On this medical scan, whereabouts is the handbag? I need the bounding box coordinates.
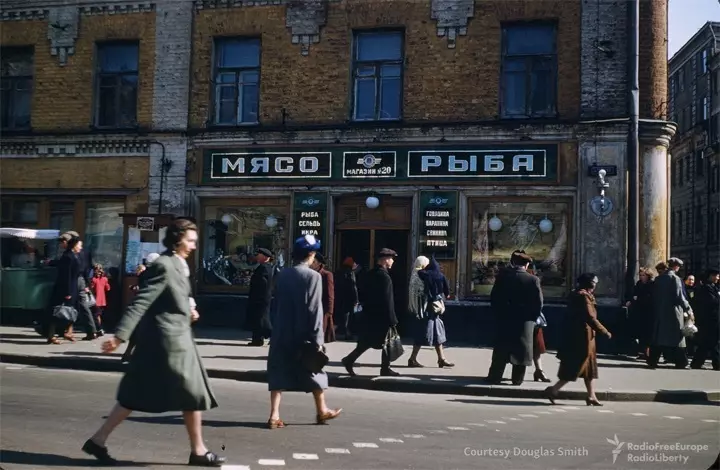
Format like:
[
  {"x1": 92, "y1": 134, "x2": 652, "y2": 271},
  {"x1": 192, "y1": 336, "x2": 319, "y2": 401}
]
[
  {"x1": 681, "y1": 318, "x2": 698, "y2": 337},
  {"x1": 536, "y1": 312, "x2": 548, "y2": 328},
  {"x1": 53, "y1": 304, "x2": 78, "y2": 323},
  {"x1": 298, "y1": 342, "x2": 329, "y2": 374},
  {"x1": 430, "y1": 295, "x2": 446, "y2": 315},
  {"x1": 84, "y1": 292, "x2": 97, "y2": 309},
  {"x1": 383, "y1": 327, "x2": 405, "y2": 363}
]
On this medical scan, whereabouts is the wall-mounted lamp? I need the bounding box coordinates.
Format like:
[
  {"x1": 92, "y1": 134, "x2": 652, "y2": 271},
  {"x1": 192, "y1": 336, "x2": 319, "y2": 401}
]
[
  {"x1": 539, "y1": 216, "x2": 553, "y2": 233},
  {"x1": 589, "y1": 168, "x2": 614, "y2": 217},
  {"x1": 488, "y1": 215, "x2": 503, "y2": 232},
  {"x1": 221, "y1": 214, "x2": 233, "y2": 225},
  {"x1": 265, "y1": 215, "x2": 278, "y2": 228},
  {"x1": 366, "y1": 195, "x2": 380, "y2": 209}
]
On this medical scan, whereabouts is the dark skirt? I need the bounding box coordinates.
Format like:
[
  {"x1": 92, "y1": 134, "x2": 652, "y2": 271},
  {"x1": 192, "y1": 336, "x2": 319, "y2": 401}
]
[
  {"x1": 558, "y1": 340, "x2": 599, "y2": 381},
  {"x1": 411, "y1": 314, "x2": 447, "y2": 347},
  {"x1": 533, "y1": 327, "x2": 546, "y2": 360}
]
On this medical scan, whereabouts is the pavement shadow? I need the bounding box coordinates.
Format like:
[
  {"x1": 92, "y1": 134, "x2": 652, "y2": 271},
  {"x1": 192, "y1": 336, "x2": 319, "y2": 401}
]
[
  {"x1": 55, "y1": 351, "x2": 122, "y2": 357},
  {"x1": 598, "y1": 362, "x2": 652, "y2": 370},
  {"x1": 205, "y1": 355, "x2": 268, "y2": 360},
  {"x1": 449, "y1": 398, "x2": 548, "y2": 407},
  {"x1": 195, "y1": 341, "x2": 253, "y2": 347},
  {"x1": 123, "y1": 415, "x2": 316, "y2": 428},
  {"x1": 0, "y1": 333, "x2": 39, "y2": 340},
  {"x1": 0, "y1": 339, "x2": 44, "y2": 345},
  {"x1": 0, "y1": 449, "x2": 156, "y2": 467},
  {"x1": 654, "y1": 391, "x2": 720, "y2": 406}
]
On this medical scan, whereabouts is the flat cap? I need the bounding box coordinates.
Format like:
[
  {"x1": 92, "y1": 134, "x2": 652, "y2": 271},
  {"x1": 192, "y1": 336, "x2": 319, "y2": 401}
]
[
  {"x1": 256, "y1": 248, "x2": 273, "y2": 258},
  {"x1": 378, "y1": 248, "x2": 398, "y2": 258},
  {"x1": 59, "y1": 231, "x2": 80, "y2": 241}
]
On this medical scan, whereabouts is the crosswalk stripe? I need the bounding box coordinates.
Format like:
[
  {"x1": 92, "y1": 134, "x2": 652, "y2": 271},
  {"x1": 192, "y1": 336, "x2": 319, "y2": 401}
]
[
  {"x1": 292, "y1": 454, "x2": 318, "y2": 460},
  {"x1": 664, "y1": 416, "x2": 683, "y2": 420},
  {"x1": 353, "y1": 443, "x2": 379, "y2": 448},
  {"x1": 429, "y1": 430, "x2": 448, "y2": 434},
  {"x1": 551, "y1": 409, "x2": 568, "y2": 413},
  {"x1": 486, "y1": 420, "x2": 506, "y2": 424},
  {"x1": 447, "y1": 426, "x2": 470, "y2": 430},
  {"x1": 518, "y1": 414, "x2": 538, "y2": 418},
  {"x1": 466, "y1": 423, "x2": 486, "y2": 427},
  {"x1": 325, "y1": 448, "x2": 350, "y2": 454},
  {"x1": 537, "y1": 411, "x2": 553, "y2": 415},
  {"x1": 402, "y1": 434, "x2": 426, "y2": 438},
  {"x1": 258, "y1": 459, "x2": 286, "y2": 466},
  {"x1": 221, "y1": 466, "x2": 251, "y2": 470},
  {"x1": 561, "y1": 406, "x2": 580, "y2": 410},
  {"x1": 379, "y1": 438, "x2": 404, "y2": 443},
  {"x1": 631, "y1": 413, "x2": 648, "y2": 416},
  {"x1": 702, "y1": 419, "x2": 719, "y2": 423},
  {"x1": 596, "y1": 410, "x2": 614, "y2": 413}
]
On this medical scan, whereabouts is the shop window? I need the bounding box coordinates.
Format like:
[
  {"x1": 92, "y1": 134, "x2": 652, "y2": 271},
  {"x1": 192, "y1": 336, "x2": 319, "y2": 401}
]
[
  {"x1": 213, "y1": 37, "x2": 260, "y2": 125},
  {"x1": 351, "y1": 30, "x2": 403, "y2": 122},
  {"x1": 1, "y1": 46, "x2": 33, "y2": 130},
  {"x1": 85, "y1": 202, "x2": 124, "y2": 277},
  {"x1": 49, "y1": 201, "x2": 75, "y2": 233},
  {"x1": 469, "y1": 200, "x2": 569, "y2": 298},
  {"x1": 3, "y1": 200, "x2": 39, "y2": 226},
  {"x1": 501, "y1": 23, "x2": 557, "y2": 119},
  {"x1": 95, "y1": 42, "x2": 139, "y2": 128},
  {"x1": 201, "y1": 203, "x2": 288, "y2": 291}
]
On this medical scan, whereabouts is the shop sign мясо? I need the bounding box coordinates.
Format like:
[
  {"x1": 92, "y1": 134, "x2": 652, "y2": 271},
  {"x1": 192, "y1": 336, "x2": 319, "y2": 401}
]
[{"x1": 210, "y1": 152, "x2": 332, "y2": 179}]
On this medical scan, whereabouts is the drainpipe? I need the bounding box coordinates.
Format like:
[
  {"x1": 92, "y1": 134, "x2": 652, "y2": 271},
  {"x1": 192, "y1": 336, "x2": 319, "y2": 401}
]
[
  {"x1": 625, "y1": 0, "x2": 640, "y2": 297},
  {"x1": 148, "y1": 141, "x2": 167, "y2": 214}
]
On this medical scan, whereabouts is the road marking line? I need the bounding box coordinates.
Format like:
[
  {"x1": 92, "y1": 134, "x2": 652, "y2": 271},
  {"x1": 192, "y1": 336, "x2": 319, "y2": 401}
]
[
  {"x1": 518, "y1": 414, "x2": 538, "y2": 418},
  {"x1": 561, "y1": 406, "x2": 580, "y2": 410},
  {"x1": 630, "y1": 413, "x2": 648, "y2": 416},
  {"x1": 379, "y1": 438, "x2": 404, "y2": 443},
  {"x1": 664, "y1": 416, "x2": 683, "y2": 420},
  {"x1": 447, "y1": 426, "x2": 470, "y2": 430},
  {"x1": 486, "y1": 420, "x2": 506, "y2": 424},
  {"x1": 702, "y1": 419, "x2": 719, "y2": 423},
  {"x1": 402, "y1": 434, "x2": 425, "y2": 439},
  {"x1": 596, "y1": 410, "x2": 614, "y2": 413},
  {"x1": 5, "y1": 366, "x2": 23, "y2": 370},
  {"x1": 537, "y1": 411, "x2": 553, "y2": 415},
  {"x1": 429, "y1": 430, "x2": 448, "y2": 434},
  {"x1": 507, "y1": 418, "x2": 521, "y2": 421},
  {"x1": 466, "y1": 423, "x2": 486, "y2": 427},
  {"x1": 292, "y1": 454, "x2": 318, "y2": 460},
  {"x1": 221, "y1": 466, "x2": 251, "y2": 470},
  {"x1": 353, "y1": 443, "x2": 379, "y2": 448},
  {"x1": 258, "y1": 459, "x2": 286, "y2": 466},
  {"x1": 325, "y1": 448, "x2": 350, "y2": 454},
  {"x1": 551, "y1": 409, "x2": 568, "y2": 413}
]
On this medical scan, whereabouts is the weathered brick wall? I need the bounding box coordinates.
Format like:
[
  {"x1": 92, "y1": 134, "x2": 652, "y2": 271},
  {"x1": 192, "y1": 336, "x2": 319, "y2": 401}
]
[
  {"x1": 639, "y1": 0, "x2": 668, "y2": 120},
  {"x1": 189, "y1": 0, "x2": 581, "y2": 128},
  {"x1": 0, "y1": 12, "x2": 156, "y2": 131}
]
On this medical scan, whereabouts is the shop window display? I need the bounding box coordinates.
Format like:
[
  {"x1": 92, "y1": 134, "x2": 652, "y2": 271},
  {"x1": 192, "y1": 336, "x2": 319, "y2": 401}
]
[
  {"x1": 202, "y1": 205, "x2": 287, "y2": 290},
  {"x1": 470, "y1": 201, "x2": 569, "y2": 298}
]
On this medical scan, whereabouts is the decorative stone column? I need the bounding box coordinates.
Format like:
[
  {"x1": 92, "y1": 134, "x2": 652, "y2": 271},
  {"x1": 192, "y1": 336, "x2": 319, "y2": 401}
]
[{"x1": 638, "y1": 120, "x2": 677, "y2": 268}]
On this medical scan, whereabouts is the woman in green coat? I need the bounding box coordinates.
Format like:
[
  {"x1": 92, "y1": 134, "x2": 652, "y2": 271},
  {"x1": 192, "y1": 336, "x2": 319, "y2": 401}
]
[{"x1": 82, "y1": 218, "x2": 225, "y2": 467}]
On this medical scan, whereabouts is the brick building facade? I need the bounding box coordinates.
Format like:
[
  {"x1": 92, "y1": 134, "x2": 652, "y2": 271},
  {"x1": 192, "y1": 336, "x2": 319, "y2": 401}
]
[
  {"x1": 668, "y1": 22, "x2": 720, "y2": 277},
  {"x1": 1, "y1": 0, "x2": 677, "y2": 338}
]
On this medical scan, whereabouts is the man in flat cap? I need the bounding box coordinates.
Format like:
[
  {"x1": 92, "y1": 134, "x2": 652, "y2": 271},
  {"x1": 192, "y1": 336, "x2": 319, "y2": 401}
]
[
  {"x1": 487, "y1": 250, "x2": 543, "y2": 385},
  {"x1": 342, "y1": 248, "x2": 401, "y2": 377},
  {"x1": 245, "y1": 248, "x2": 275, "y2": 346},
  {"x1": 649, "y1": 257, "x2": 692, "y2": 369}
]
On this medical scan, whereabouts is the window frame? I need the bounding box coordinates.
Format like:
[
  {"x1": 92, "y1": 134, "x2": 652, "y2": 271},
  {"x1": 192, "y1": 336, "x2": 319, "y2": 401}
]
[
  {"x1": 499, "y1": 22, "x2": 558, "y2": 120},
  {"x1": 211, "y1": 37, "x2": 261, "y2": 126},
  {"x1": 93, "y1": 41, "x2": 140, "y2": 129},
  {"x1": 0, "y1": 46, "x2": 34, "y2": 131},
  {"x1": 350, "y1": 29, "x2": 405, "y2": 122}
]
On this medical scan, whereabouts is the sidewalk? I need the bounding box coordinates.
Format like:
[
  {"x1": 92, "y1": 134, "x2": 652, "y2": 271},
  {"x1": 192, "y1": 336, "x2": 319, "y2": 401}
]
[{"x1": 1, "y1": 326, "x2": 718, "y2": 403}]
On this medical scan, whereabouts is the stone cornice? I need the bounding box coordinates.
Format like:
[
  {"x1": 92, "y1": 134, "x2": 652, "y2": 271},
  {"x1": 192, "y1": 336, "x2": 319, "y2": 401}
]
[
  {"x1": 1, "y1": 1, "x2": 155, "y2": 21},
  {"x1": 639, "y1": 119, "x2": 678, "y2": 148},
  {"x1": 194, "y1": 0, "x2": 284, "y2": 9},
  {"x1": 0, "y1": 138, "x2": 151, "y2": 158}
]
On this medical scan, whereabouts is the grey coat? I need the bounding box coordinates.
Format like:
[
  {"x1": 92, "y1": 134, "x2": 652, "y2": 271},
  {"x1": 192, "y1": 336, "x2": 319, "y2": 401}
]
[
  {"x1": 652, "y1": 270, "x2": 692, "y2": 348},
  {"x1": 267, "y1": 262, "x2": 328, "y2": 392},
  {"x1": 114, "y1": 252, "x2": 217, "y2": 413}
]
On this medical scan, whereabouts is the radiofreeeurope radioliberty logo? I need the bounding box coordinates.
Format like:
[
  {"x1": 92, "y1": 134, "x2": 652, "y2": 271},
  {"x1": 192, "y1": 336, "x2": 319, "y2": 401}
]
[{"x1": 606, "y1": 435, "x2": 708, "y2": 465}]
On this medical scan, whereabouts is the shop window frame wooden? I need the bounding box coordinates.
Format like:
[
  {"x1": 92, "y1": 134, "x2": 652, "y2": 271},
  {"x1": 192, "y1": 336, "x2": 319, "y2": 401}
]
[
  {"x1": 198, "y1": 197, "x2": 291, "y2": 294},
  {"x1": 465, "y1": 196, "x2": 573, "y2": 301}
]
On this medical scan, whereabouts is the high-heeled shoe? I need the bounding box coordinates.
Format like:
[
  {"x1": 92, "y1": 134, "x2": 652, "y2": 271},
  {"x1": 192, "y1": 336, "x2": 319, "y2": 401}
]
[
  {"x1": 438, "y1": 359, "x2": 455, "y2": 368},
  {"x1": 586, "y1": 397, "x2": 603, "y2": 407},
  {"x1": 533, "y1": 370, "x2": 551, "y2": 382},
  {"x1": 544, "y1": 386, "x2": 558, "y2": 405},
  {"x1": 407, "y1": 359, "x2": 424, "y2": 368}
]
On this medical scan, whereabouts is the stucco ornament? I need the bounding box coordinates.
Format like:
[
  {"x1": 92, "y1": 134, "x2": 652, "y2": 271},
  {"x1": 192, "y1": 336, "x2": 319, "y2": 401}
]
[{"x1": 47, "y1": 7, "x2": 79, "y2": 66}]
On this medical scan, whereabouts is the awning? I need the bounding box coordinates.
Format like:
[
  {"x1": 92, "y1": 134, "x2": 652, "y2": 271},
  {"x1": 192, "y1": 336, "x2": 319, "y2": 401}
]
[{"x1": 0, "y1": 228, "x2": 61, "y2": 240}]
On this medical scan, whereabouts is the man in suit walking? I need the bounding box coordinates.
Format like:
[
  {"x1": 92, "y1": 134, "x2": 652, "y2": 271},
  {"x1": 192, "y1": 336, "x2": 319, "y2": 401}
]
[
  {"x1": 246, "y1": 248, "x2": 275, "y2": 346},
  {"x1": 487, "y1": 250, "x2": 543, "y2": 385}
]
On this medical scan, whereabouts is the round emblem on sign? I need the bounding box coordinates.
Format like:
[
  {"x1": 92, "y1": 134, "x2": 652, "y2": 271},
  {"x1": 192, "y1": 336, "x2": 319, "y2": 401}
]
[{"x1": 362, "y1": 154, "x2": 379, "y2": 169}]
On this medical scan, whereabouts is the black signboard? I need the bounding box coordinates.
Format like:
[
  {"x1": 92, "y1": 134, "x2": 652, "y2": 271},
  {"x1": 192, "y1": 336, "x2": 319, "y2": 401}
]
[
  {"x1": 407, "y1": 149, "x2": 547, "y2": 178},
  {"x1": 210, "y1": 152, "x2": 332, "y2": 179},
  {"x1": 418, "y1": 191, "x2": 458, "y2": 260},
  {"x1": 292, "y1": 192, "x2": 329, "y2": 247},
  {"x1": 342, "y1": 151, "x2": 397, "y2": 178}
]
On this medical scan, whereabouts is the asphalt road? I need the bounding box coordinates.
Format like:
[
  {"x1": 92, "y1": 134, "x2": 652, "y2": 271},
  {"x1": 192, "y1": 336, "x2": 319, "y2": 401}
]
[{"x1": 1, "y1": 364, "x2": 719, "y2": 470}]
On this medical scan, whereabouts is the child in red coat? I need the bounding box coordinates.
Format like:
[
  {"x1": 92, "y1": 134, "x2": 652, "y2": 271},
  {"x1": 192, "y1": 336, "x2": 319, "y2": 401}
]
[{"x1": 90, "y1": 264, "x2": 110, "y2": 336}]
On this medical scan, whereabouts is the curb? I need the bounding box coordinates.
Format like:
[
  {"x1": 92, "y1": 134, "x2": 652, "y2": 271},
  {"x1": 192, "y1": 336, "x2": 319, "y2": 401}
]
[{"x1": 2, "y1": 353, "x2": 719, "y2": 404}]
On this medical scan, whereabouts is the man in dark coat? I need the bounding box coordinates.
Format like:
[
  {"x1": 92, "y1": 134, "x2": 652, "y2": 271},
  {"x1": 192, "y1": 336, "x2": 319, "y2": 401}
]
[
  {"x1": 245, "y1": 248, "x2": 275, "y2": 346},
  {"x1": 690, "y1": 269, "x2": 720, "y2": 370},
  {"x1": 342, "y1": 248, "x2": 400, "y2": 377},
  {"x1": 487, "y1": 251, "x2": 543, "y2": 385}
]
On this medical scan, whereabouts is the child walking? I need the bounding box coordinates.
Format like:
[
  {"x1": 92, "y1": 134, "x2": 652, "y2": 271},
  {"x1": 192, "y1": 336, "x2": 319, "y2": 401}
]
[{"x1": 90, "y1": 264, "x2": 110, "y2": 336}]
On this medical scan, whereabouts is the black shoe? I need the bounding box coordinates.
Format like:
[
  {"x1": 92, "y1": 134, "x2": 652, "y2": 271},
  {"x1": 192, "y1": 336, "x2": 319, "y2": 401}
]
[
  {"x1": 438, "y1": 359, "x2": 455, "y2": 368},
  {"x1": 188, "y1": 451, "x2": 226, "y2": 467},
  {"x1": 341, "y1": 357, "x2": 357, "y2": 376},
  {"x1": 534, "y1": 370, "x2": 551, "y2": 382},
  {"x1": 82, "y1": 439, "x2": 118, "y2": 466},
  {"x1": 407, "y1": 359, "x2": 424, "y2": 368},
  {"x1": 247, "y1": 340, "x2": 264, "y2": 346},
  {"x1": 380, "y1": 368, "x2": 400, "y2": 377}
]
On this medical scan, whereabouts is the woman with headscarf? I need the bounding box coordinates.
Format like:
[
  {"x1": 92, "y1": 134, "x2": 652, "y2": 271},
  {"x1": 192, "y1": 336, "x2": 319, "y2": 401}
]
[
  {"x1": 545, "y1": 273, "x2": 612, "y2": 406},
  {"x1": 407, "y1": 257, "x2": 454, "y2": 368}
]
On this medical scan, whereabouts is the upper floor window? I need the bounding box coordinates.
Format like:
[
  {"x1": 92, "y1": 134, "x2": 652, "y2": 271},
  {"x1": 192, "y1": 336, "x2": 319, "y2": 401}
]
[
  {"x1": 95, "y1": 42, "x2": 139, "y2": 128},
  {"x1": 1, "y1": 47, "x2": 33, "y2": 130},
  {"x1": 698, "y1": 49, "x2": 709, "y2": 75},
  {"x1": 213, "y1": 38, "x2": 260, "y2": 125},
  {"x1": 701, "y1": 96, "x2": 710, "y2": 122},
  {"x1": 501, "y1": 23, "x2": 557, "y2": 119},
  {"x1": 352, "y1": 31, "x2": 403, "y2": 122}
]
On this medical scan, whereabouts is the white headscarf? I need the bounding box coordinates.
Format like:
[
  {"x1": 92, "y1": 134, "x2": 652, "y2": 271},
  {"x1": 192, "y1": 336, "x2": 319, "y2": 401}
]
[
  {"x1": 146, "y1": 253, "x2": 161, "y2": 265},
  {"x1": 413, "y1": 255, "x2": 430, "y2": 272}
]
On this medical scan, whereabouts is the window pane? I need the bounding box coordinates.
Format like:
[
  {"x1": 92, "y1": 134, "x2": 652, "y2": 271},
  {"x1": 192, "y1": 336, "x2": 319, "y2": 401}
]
[
  {"x1": 98, "y1": 44, "x2": 139, "y2": 72},
  {"x1": 217, "y1": 83, "x2": 235, "y2": 101},
  {"x1": 505, "y1": 25, "x2": 555, "y2": 55},
  {"x1": 356, "y1": 31, "x2": 402, "y2": 61},
  {"x1": 12, "y1": 201, "x2": 39, "y2": 224},
  {"x1": 217, "y1": 39, "x2": 260, "y2": 68},
  {"x1": 379, "y1": 76, "x2": 401, "y2": 119},
  {"x1": 49, "y1": 202, "x2": 75, "y2": 233},
  {"x1": 240, "y1": 83, "x2": 258, "y2": 123},
  {"x1": 529, "y1": 60, "x2": 555, "y2": 115},
  {"x1": 97, "y1": 84, "x2": 117, "y2": 127},
  {"x1": 217, "y1": 100, "x2": 235, "y2": 123},
  {"x1": 502, "y1": 71, "x2": 526, "y2": 116},
  {"x1": 11, "y1": 86, "x2": 32, "y2": 128},
  {"x1": 201, "y1": 205, "x2": 287, "y2": 289},
  {"x1": 381, "y1": 64, "x2": 401, "y2": 78},
  {"x1": 354, "y1": 77, "x2": 376, "y2": 120},
  {"x1": 240, "y1": 70, "x2": 259, "y2": 85},
  {"x1": 470, "y1": 201, "x2": 569, "y2": 298},
  {"x1": 118, "y1": 75, "x2": 138, "y2": 126},
  {"x1": 357, "y1": 65, "x2": 376, "y2": 78},
  {"x1": 218, "y1": 72, "x2": 236, "y2": 84},
  {"x1": 1, "y1": 48, "x2": 33, "y2": 77},
  {"x1": 85, "y1": 202, "x2": 124, "y2": 275}
]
